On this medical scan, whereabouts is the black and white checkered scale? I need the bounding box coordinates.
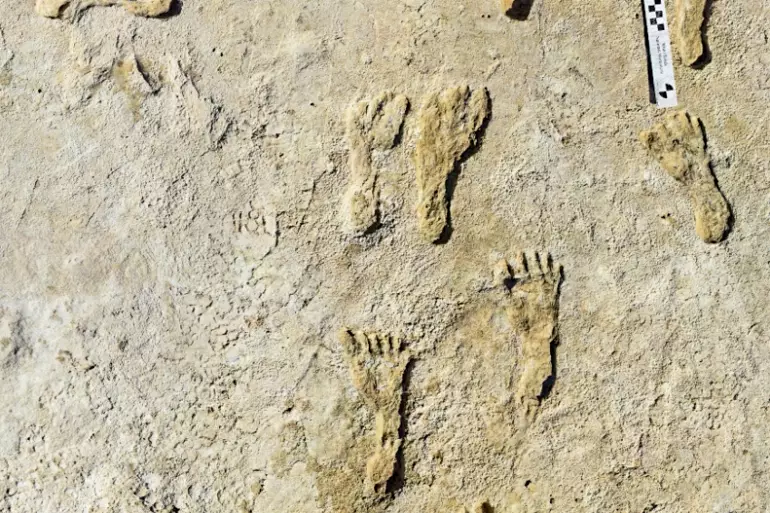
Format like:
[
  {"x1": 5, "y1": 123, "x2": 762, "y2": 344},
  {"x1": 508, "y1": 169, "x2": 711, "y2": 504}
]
[{"x1": 644, "y1": 0, "x2": 677, "y2": 103}]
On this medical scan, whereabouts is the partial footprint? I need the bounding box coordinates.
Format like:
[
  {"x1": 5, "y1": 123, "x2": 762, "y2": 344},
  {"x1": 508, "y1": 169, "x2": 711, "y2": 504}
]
[
  {"x1": 640, "y1": 110, "x2": 731, "y2": 243},
  {"x1": 338, "y1": 328, "x2": 411, "y2": 494},
  {"x1": 35, "y1": 0, "x2": 172, "y2": 18},
  {"x1": 35, "y1": 0, "x2": 75, "y2": 17},
  {"x1": 415, "y1": 85, "x2": 490, "y2": 243},
  {"x1": 462, "y1": 500, "x2": 495, "y2": 513},
  {"x1": 494, "y1": 252, "x2": 562, "y2": 421},
  {"x1": 228, "y1": 201, "x2": 278, "y2": 260},
  {"x1": 673, "y1": 0, "x2": 707, "y2": 66},
  {"x1": 111, "y1": 54, "x2": 155, "y2": 122},
  {"x1": 500, "y1": 0, "x2": 534, "y2": 20},
  {"x1": 343, "y1": 92, "x2": 409, "y2": 235}
]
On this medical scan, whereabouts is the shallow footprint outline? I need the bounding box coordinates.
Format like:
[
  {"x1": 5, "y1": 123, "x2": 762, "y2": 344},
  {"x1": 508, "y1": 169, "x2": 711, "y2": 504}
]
[
  {"x1": 342, "y1": 92, "x2": 409, "y2": 235},
  {"x1": 338, "y1": 328, "x2": 411, "y2": 494},
  {"x1": 640, "y1": 110, "x2": 731, "y2": 243}
]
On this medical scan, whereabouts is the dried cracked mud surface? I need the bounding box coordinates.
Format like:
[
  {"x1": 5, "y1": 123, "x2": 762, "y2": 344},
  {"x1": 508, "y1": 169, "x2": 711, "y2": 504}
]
[{"x1": 1, "y1": 0, "x2": 770, "y2": 512}]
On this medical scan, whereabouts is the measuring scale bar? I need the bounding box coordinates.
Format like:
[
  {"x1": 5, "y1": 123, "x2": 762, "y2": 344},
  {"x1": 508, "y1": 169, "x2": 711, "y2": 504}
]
[{"x1": 643, "y1": 0, "x2": 678, "y2": 108}]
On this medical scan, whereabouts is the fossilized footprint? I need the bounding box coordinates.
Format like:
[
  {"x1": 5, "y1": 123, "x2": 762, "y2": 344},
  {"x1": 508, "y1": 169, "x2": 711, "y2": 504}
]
[
  {"x1": 343, "y1": 92, "x2": 409, "y2": 235},
  {"x1": 494, "y1": 252, "x2": 562, "y2": 421},
  {"x1": 338, "y1": 328, "x2": 411, "y2": 494},
  {"x1": 673, "y1": 0, "x2": 707, "y2": 66},
  {"x1": 415, "y1": 86, "x2": 490, "y2": 243},
  {"x1": 640, "y1": 110, "x2": 731, "y2": 243},
  {"x1": 500, "y1": 0, "x2": 533, "y2": 19},
  {"x1": 36, "y1": 0, "x2": 172, "y2": 18}
]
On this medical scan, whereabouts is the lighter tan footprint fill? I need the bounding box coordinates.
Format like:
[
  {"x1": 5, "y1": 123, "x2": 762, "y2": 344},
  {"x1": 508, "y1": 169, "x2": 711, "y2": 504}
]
[
  {"x1": 415, "y1": 85, "x2": 489, "y2": 243},
  {"x1": 494, "y1": 252, "x2": 563, "y2": 421},
  {"x1": 343, "y1": 92, "x2": 409, "y2": 235},
  {"x1": 339, "y1": 328, "x2": 411, "y2": 494},
  {"x1": 640, "y1": 110, "x2": 731, "y2": 243},
  {"x1": 36, "y1": 0, "x2": 172, "y2": 18},
  {"x1": 673, "y1": 0, "x2": 707, "y2": 66}
]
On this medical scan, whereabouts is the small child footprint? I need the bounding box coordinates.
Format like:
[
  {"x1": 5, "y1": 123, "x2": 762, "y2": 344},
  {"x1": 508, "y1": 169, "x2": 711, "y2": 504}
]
[
  {"x1": 640, "y1": 110, "x2": 731, "y2": 243},
  {"x1": 338, "y1": 328, "x2": 411, "y2": 494},
  {"x1": 343, "y1": 92, "x2": 409, "y2": 235},
  {"x1": 494, "y1": 252, "x2": 563, "y2": 421},
  {"x1": 415, "y1": 85, "x2": 490, "y2": 243}
]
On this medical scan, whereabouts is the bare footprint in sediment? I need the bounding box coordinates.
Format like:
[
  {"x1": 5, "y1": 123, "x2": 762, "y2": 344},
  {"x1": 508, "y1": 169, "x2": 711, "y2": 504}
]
[
  {"x1": 414, "y1": 85, "x2": 489, "y2": 243},
  {"x1": 343, "y1": 92, "x2": 409, "y2": 235},
  {"x1": 494, "y1": 252, "x2": 563, "y2": 422},
  {"x1": 35, "y1": 0, "x2": 172, "y2": 18},
  {"x1": 640, "y1": 110, "x2": 731, "y2": 243},
  {"x1": 338, "y1": 328, "x2": 411, "y2": 494},
  {"x1": 673, "y1": 0, "x2": 707, "y2": 66}
]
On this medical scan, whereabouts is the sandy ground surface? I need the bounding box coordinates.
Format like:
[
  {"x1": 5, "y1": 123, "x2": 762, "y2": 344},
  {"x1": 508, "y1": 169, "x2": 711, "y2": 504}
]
[{"x1": 1, "y1": 0, "x2": 769, "y2": 512}]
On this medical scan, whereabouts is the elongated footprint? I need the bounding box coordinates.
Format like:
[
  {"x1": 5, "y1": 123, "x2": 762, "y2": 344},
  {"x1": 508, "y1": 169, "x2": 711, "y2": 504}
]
[
  {"x1": 36, "y1": 0, "x2": 172, "y2": 18},
  {"x1": 338, "y1": 328, "x2": 411, "y2": 494},
  {"x1": 414, "y1": 85, "x2": 489, "y2": 243},
  {"x1": 673, "y1": 0, "x2": 707, "y2": 66},
  {"x1": 640, "y1": 110, "x2": 731, "y2": 243},
  {"x1": 494, "y1": 253, "x2": 563, "y2": 421},
  {"x1": 343, "y1": 92, "x2": 409, "y2": 235}
]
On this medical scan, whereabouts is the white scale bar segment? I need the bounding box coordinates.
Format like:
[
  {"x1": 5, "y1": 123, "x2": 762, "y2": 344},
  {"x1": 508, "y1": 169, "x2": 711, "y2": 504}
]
[{"x1": 643, "y1": 0, "x2": 678, "y2": 108}]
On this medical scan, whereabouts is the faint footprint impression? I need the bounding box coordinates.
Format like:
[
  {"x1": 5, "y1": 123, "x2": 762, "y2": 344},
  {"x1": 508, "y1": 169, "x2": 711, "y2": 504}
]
[
  {"x1": 640, "y1": 110, "x2": 731, "y2": 243},
  {"x1": 338, "y1": 328, "x2": 411, "y2": 494},
  {"x1": 228, "y1": 201, "x2": 278, "y2": 260},
  {"x1": 415, "y1": 85, "x2": 490, "y2": 243},
  {"x1": 493, "y1": 252, "x2": 563, "y2": 422},
  {"x1": 342, "y1": 92, "x2": 409, "y2": 235},
  {"x1": 36, "y1": 0, "x2": 173, "y2": 18}
]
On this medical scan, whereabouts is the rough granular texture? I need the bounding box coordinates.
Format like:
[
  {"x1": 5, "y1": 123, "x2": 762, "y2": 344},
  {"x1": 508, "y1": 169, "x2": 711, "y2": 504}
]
[{"x1": 1, "y1": 0, "x2": 769, "y2": 512}]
